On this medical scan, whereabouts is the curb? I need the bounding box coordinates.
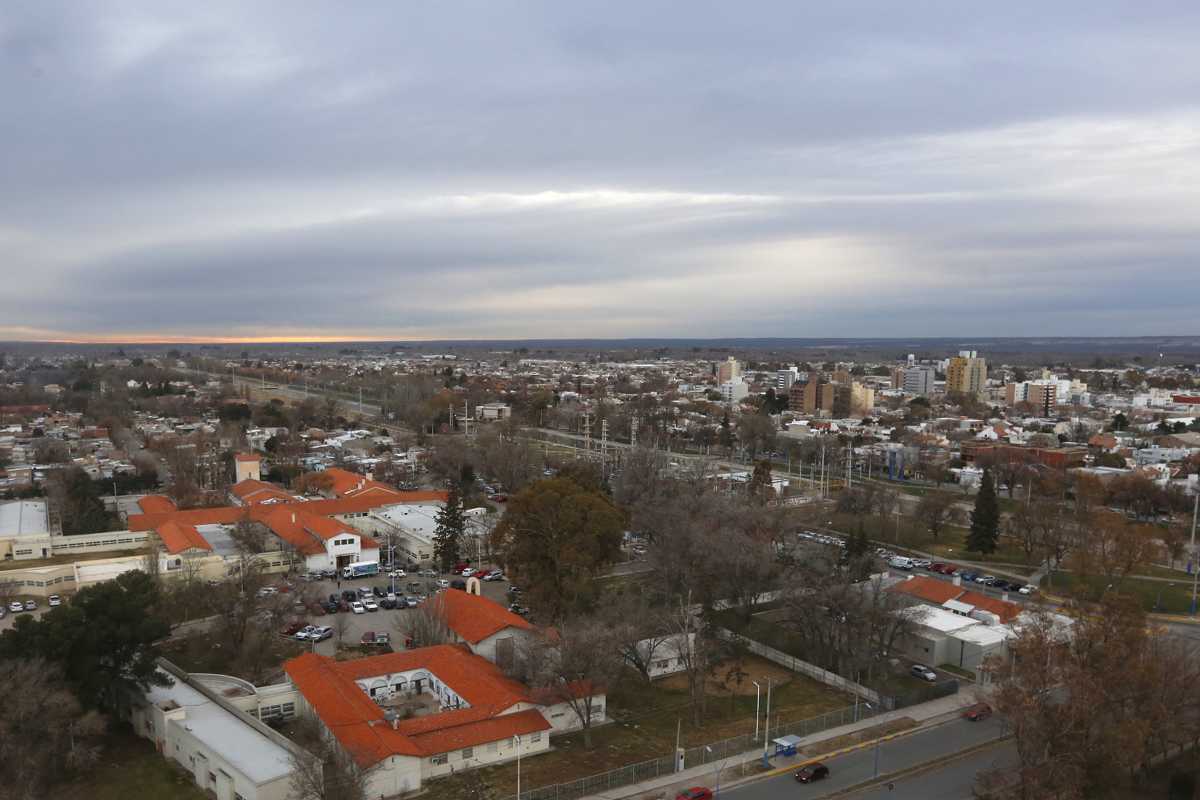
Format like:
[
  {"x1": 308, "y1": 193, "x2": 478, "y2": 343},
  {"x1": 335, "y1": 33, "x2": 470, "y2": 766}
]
[
  {"x1": 820, "y1": 735, "x2": 1011, "y2": 798},
  {"x1": 719, "y1": 711, "x2": 967, "y2": 789}
]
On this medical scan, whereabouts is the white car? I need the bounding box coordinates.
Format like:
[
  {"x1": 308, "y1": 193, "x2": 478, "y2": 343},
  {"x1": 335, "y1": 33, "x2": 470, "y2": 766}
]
[
  {"x1": 48, "y1": 595, "x2": 62, "y2": 607},
  {"x1": 1019, "y1": 584, "x2": 1037, "y2": 595},
  {"x1": 351, "y1": 601, "x2": 366, "y2": 614},
  {"x1": 7, "y1": 601, "x2": 23, "y2": 613},
  {"x1": 388, "y1": 569, "x2": 406, "y2": 578},
  {"x1": 976, "y1": 575, "x2": 996, "y2": 584},
  {"x1": 363, "y1": 598, "x2": 379, "y2": 612},
  {"x1": 311, "y1": 626, "x2": 334, "y2": 642},
  {"x1": 294, "y1": 625, "x2": 318, "y2": 641},
  {"x1": 483, "y1": 570, "x2": 505, "y2": 582},
  {"x1": 436, "y1": 579, "x2": 450, "y2": 588}
]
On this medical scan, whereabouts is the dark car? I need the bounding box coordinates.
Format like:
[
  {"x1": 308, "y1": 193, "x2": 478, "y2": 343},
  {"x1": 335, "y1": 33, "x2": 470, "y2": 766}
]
[
  {"x1": 450, "y1": 579, "x2": 467, "y2": 591},
  {"x1": 337, "y1": 600, "x2": 351, "y2": 612},
  {"x1": 675, "y1": 789, "x2": 713, "y2": 800},
  {"x1": 964, "y1": 702, "x2": 993, "y2": 722},
  {"x1": 380, "y1": 598, "x2": 396, "y2": 609},
  {"x1": 322, "y1": 601, "x2": 339, "y2": 614},
  {"x1": 328, "y1": 593, "x2": 339, "y2": 604},
  {"x1": 794, "y1": 763, "x2": 830, "y2": 783},
  {"x1": 341, "y1": 590, "x2": 357, "y2": 601},
  {"x1": 373, "y1": 586, "x2": 386, "y2": 598},
  {"x1": 508, "y1": 603, "x2": 529, "y2": 616}
]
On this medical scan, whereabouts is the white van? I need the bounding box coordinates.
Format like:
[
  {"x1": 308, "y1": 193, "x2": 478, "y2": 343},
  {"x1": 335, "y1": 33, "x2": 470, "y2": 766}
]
[{"x1": 888, "y1": 556, "x2": 915, "y2": 570}]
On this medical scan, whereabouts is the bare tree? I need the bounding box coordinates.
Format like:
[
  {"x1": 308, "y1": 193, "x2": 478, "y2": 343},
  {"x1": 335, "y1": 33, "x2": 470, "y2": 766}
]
[
  {"x1": 603, "y1": 591, "x2": 673, "y2": 683},
  {"x1": 524, "y1": 617, "x2": 625, "y2": 747},
  {"x1": 287, "y1": 715, "x2": 375, "y2": 800},
  {"x1": 0, "y1": 659, "x2": 106, "y2": 800},
  {"x1": 914, "y1": 491, "x2": 959, "y2": 541},
  {"x1": 399, "y1": 598, "x2": 453, "y2": 649}
]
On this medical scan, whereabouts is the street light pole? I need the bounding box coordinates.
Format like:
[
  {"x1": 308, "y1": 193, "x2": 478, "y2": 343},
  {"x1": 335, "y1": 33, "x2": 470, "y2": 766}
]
[
  {"x1": 752, "y1": 680, "x2": 761, "y2": 741},
  {"x1": 513, "y1": 734, "x2": 521, "y2": 800},
  {"x1": 761, "y1": 678, "x2": 772, "y2": 767}
]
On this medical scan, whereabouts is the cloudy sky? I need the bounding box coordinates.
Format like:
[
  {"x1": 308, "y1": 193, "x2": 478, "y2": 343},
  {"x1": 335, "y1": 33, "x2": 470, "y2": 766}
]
[{"x1": 3, "y1": 2, "x2": 1199, "y2": 342}]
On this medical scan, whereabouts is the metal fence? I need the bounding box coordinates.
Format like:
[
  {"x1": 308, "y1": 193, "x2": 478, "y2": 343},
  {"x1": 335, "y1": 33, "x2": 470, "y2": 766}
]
[
  {"x1": 886, "y1": 679, "x2": 959, "y2": 710},
  {"x1": 501, "y1": 699, "x2": 908, "y2": 800}
]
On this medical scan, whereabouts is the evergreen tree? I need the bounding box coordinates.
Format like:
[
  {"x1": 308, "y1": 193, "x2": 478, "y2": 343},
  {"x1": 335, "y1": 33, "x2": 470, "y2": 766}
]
[
  {"x1": 433, "y1": 485, "x2": 465, "y2": 572},
  {"x1": 968, "y1": 468, "x2": 1001, "y2": 554}
]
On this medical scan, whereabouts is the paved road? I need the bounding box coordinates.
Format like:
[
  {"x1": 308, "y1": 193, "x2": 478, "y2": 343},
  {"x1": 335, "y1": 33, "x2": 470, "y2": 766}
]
[
  {"x1": 838, "y1": 739, "x2": 1017, "y2": 800},
  {"x1": 721, "y1": 716, "x2": 1008, "y2": 800}
]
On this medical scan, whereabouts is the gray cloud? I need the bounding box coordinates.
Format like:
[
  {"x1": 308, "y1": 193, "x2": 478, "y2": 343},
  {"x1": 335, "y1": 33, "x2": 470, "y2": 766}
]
[{"x1": 3, "y1": 1, "x2": 1200, "y2": 340}]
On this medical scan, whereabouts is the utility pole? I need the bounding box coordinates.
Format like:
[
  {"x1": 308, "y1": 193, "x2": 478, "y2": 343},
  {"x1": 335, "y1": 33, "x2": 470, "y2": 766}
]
[
  {"x1": 630, "y1": 415, "x2": 639, "y2": 448},
  {"x1": 761, "y1": 678, "x2": 772, "y2": 767},
  {"x1": 582, "y1": 411, "x2": 592, "y2": 455},
  {"x1": 600, "y1": 418, "x2": 609, "y2": 473}
]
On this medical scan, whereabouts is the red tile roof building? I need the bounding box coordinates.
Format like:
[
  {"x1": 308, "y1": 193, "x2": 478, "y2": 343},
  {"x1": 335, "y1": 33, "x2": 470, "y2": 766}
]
[
  {"x1": 887, "y1": 575, "x2": 1022, "y2": 624},
  {"x1": 284, "y1": 644, "x2": 602, "y2": 796}
]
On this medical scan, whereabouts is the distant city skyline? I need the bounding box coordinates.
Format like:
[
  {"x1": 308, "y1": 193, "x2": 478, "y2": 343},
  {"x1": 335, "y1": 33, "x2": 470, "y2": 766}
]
[{"x1": 4, "y1": 2, "x2": 1200, "y2": 342}]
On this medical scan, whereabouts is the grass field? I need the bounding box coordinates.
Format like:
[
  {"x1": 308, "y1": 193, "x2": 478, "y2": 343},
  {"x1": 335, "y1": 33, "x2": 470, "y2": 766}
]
[
  {"x1": 433, "y1": 656, "x2": 849, "y2": 800},
  {"x1": 57, "y1": 728, "x2": 209, "y2": 800},
  {"x1": 1050, "y1": 572, "x2": 1198, "y2": 614},
  {"x1": 829, "y1": 511, "x2": 1039, "y2": 571}
]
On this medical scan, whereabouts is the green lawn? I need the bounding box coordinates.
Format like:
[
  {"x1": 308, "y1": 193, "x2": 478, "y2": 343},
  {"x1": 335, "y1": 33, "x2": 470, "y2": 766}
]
[
  {"x1": 829, "y1": 512, "x2": 1039, "y2": 570},
  {"x1": 58, "y1": 728, "x2": 209, "y2": 800},
  {"x1": 1050, "y1": 572, "x2": 1198, "y2": 614}
]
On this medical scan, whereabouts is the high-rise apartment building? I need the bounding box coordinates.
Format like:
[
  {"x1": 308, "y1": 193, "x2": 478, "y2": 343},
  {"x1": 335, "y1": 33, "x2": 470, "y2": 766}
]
[
  {"x1": 719, "y1": 379, "x2": 749, "y2": 406},
  {"x1": 902, "y1": 366, "x2": 936, "y2": 396},
  {"x1": 1027, "y1": 381, "x2": 1057, "y2": 417},
  {"x1": 946, "y1": 351, "x2": 987, "y2": 397},
  {"x1": 717, "y1": 357, "x2": 742, "y2": 384},
  {"x1": 776, "y1": 367, "x2": 799, "y2": 391},
  {"x1": 789, "y1": 379, "x2": 835, "y2": 414}
]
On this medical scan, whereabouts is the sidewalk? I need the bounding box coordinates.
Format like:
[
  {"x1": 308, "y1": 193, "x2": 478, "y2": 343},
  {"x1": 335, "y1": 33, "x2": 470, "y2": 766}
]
[{"x1": 582, "y1": 687, "x2": 984, "y2": 800}]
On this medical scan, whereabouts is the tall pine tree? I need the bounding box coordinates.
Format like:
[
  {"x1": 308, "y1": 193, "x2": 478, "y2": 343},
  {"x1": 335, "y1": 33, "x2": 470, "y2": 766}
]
[
  {"x1": 967, "y1": 467, "x2": 1000, "y2": 554},
  {"x1": 433, "y1": 485, "x2": 465, "y2": 572}
]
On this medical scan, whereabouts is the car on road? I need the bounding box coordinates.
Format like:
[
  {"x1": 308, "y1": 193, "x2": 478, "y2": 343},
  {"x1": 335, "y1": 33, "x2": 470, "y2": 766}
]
[
  {"x1": 794, "y1": 762, "x2": 830, "y2": 783},
  {"x1": 462, "y1": 567, "x2": 478, "y2": 577},
  {"x1": 675, "y1": 789, "x2": 713, "y2": 800},
  {"x1": 910, "y1": 664, "x2": 938, "y2": 682},
  {"x1": 960, "y1": 571, "x2": 979, "y2": 583},
  {"x1": 48, "y1": 594, "x2": 62, "y2": 607},
  {"x1": 930, "y1": 562, "x2": 947, "y2": 573},
  {"x1": 388, "y1": 569, "x2": 406, "y2": 578},
  {"x1": 508, "y1": 603, "x2": 529, "y2": 616},
  {"x1": 8, "y1": 601, "x2": 24, "y2": 613},
  {"x1": 436, "y1": 579, "x2": 450, "y2": 588},
  {"x1": 483, "y1": 569, "x2": 505, "y2": 581},
  {"x1": 351, "y1": 601, "x2": 366, "y2": 614},
  {"x1": 452, "y1": 561, "x2": 470, "y2": 573},
  {"x1": 24, "y1": 600, "x2": 37, "y2": 611},
  {"x1": 1019, "y1": 584, "x2": 1038, "y2": 595},
  {"x1": 964, "y1": 702, "x2": 992, "y2": 722},
  {"x1": 976, "y1": 575, "x2": 996, "y2": 585},
  {"x1": 363, "y1": 598, "x2": 379, "y2": 612}
]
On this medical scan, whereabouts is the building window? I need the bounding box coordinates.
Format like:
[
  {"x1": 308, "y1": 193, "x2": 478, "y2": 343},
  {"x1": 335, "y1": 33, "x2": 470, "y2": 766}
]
[
  {"x1": 431, "y1": 754, "x2": 448, "y2": 765},
  {"x1": 486, "y1": 742, "x2": 498, "y2": 754},
  {"x1": 461, "y1": 747, "x2": 473, "y2": 759},
  {"x1": 530, "y1": 732, "x2": 542, "y2": 743}
]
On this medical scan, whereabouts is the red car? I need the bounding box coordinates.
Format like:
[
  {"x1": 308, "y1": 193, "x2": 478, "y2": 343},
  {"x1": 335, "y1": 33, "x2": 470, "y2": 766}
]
[
  {"x1": 280, "y1": 620, "x2": 307, "y2": 636},
  {"x1": 930, "y1": 562, "x2": 947, "y2": 573},
  {"x1": 675, "y1": 789, "x2": 712, "y2": 800},
  {"x1": 964, "y1": 702, "x2": 992, "y2": 721}
]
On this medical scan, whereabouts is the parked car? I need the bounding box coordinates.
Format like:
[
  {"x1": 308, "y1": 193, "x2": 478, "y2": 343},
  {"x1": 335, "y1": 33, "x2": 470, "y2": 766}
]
[
  {"x1": 294, "y1": 625, "x2": 318, "y2": 641},
  {"x1": 910, "y1": 664, "x2": 937, "y2": 682},
  {"x1": 388, "y1": 569, "x2": 406, "y2": 578},
  {"x1": 380, "y1": 598, "x2": 396, "y2": 610},
  {"x1": 372, "y1": 586, "x2": 386, "y2": 598},
  {"x1": 361, "y1": 631, "x2": 391, "y2": 646},
  {"x1": 675, "y1": 789, "x2": 713, "y2": 800},
  {"x1": 406, "y1": 596, "x2": 419, "y2": 608},
  {"x1": 483, "y1": 569, "x2": 505, "y2": 582},
  {"x1": 341, "y1": 590, "x2": 357, "y2": 601},
  {"x1": 450, "y1": 579, "x2": 466, "y2": 591},
  {"x1": 794, "y1": 763, "x2": 830, "y2": 783},
  {"x1": 436, "y1": 579, "x2": 450, "y2": 588},
  {"x1": 8, "y1": 601, "x2": 24, "y2": 613},
  {"x1": 337, "y1": 600, "x2": 351, "y2": 613},
  {"x1": 452, "y1": 562, "x2": 471, "y2": 573},
  {"x1": 1019, "y1": 584, "x2": 1038, "y2": 595},
  {"x1": 508, "y1": 603, "x2": 530, "y2": 616},
  {"x1": 281, "y1": 620, "x2": 308, "y2": 636},
  {"x1": 321, "y1": 601, "x2": 339, "y2": 614},
  {"x1": 351, "y1": 601, "x2": 366, "y2": 614},
  {"x1": 964, "y1": 702, "x2": 992, "y2": 722},
  {"x1": 310, "y1": 626, "x2": 334, "y2": 642},
  {"x1": 462, "y1": 567, "x2": 478, "y2": 578},
  {"x1": 976, "y1": 575, "x2": 996, "y2": 585},
  {"x1": 363, "y1": 598, "x2": 379, "y2": 612},
  {"x1": 930, "y1": 562, "x2": 947, "y2": 573},
  {"x1": 960, "y1": 571, "x2": 979, "y2": 583},
  {"x1": 47, "y1": 594, "x2": 62, "y2": 607},
  {"x1": 24, "y1": 599, "x2": 37, "y2": 611}
]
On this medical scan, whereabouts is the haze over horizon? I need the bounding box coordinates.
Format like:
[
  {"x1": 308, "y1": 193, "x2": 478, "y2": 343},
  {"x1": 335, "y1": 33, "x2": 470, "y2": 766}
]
[{"x1": 4, "y1": 2, "x2": 1200, "y2": 342}]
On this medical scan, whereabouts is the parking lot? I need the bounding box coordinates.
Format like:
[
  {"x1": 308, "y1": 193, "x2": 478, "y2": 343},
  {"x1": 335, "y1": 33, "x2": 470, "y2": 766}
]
[
  {"x1": 282, "y1": 568, "x2": 518, "y2": 656},
  {"x1": 0, "y1": 594, "x2": 53, "y2": 633}
]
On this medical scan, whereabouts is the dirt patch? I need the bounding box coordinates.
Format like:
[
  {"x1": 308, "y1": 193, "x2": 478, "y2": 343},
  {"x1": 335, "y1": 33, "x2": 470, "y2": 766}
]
[
  {"x1": 801, "y1": 716, "x2": 917, "y2": 756},
  {"x1": 656, "y1": 654, "x2": 796, "y2": 696}
]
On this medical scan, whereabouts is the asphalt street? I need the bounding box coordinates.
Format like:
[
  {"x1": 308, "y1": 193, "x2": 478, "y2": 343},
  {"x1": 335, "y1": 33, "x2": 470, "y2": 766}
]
[
  {"x1": 838, "y1": 738, "x2": 1017, "y2": 800},
  {"x1": 721, "y1": 716, "x2": 1008, "y2": 800}
]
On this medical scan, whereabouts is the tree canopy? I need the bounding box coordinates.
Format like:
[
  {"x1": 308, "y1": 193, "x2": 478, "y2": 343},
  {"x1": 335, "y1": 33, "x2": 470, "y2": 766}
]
[
  {"x1": 0, "y1": 570, "x2": 171, "y2": 709},
  {"x1": 491, "y1": 477, "x2": 624, "y2": 620},
  {"x1": 967, "y1": 468, "x2": 1000, "y2": 554}
]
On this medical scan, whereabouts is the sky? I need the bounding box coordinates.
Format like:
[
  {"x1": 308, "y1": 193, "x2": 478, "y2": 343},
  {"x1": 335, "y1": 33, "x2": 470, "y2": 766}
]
[{"x1": 2, "y1": 1, "x2": 1199, "y2": 342}]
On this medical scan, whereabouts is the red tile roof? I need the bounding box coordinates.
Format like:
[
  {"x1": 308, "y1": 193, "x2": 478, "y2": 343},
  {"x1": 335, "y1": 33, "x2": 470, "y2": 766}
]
[
  {"x1": 284, "y1": 647, "x2": 551, "y2": 766},
  {"x1": 137, "y1": 495, "x2": 177, "y2": 514},
  {"x1": 155, "y1": 520, "x2": 212, "y2": 554},
  {"x1": 887, "y1": 576, "x2": 1021, "y2": 623},
  {"x1": 230, "y1": 479, "x2": 295, "y2": 506},
  {"x1": 234, "y1": 453, "x2": 261, "y2": 462},
  {"x1": 887, "y1": 576, "x2": 964, "y2": 604},
  {"x1": 426, "y1": 590, "x2": 532, "y2": 644},
  {"x1": 259, "y1": 507, "x2": 377, "y2": 556}
]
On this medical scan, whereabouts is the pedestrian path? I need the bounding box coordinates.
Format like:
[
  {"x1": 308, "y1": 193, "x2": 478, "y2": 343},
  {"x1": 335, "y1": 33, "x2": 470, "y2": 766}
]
[{"x1": 582, "y1": 688, "x2": 984, "y2": 800}]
